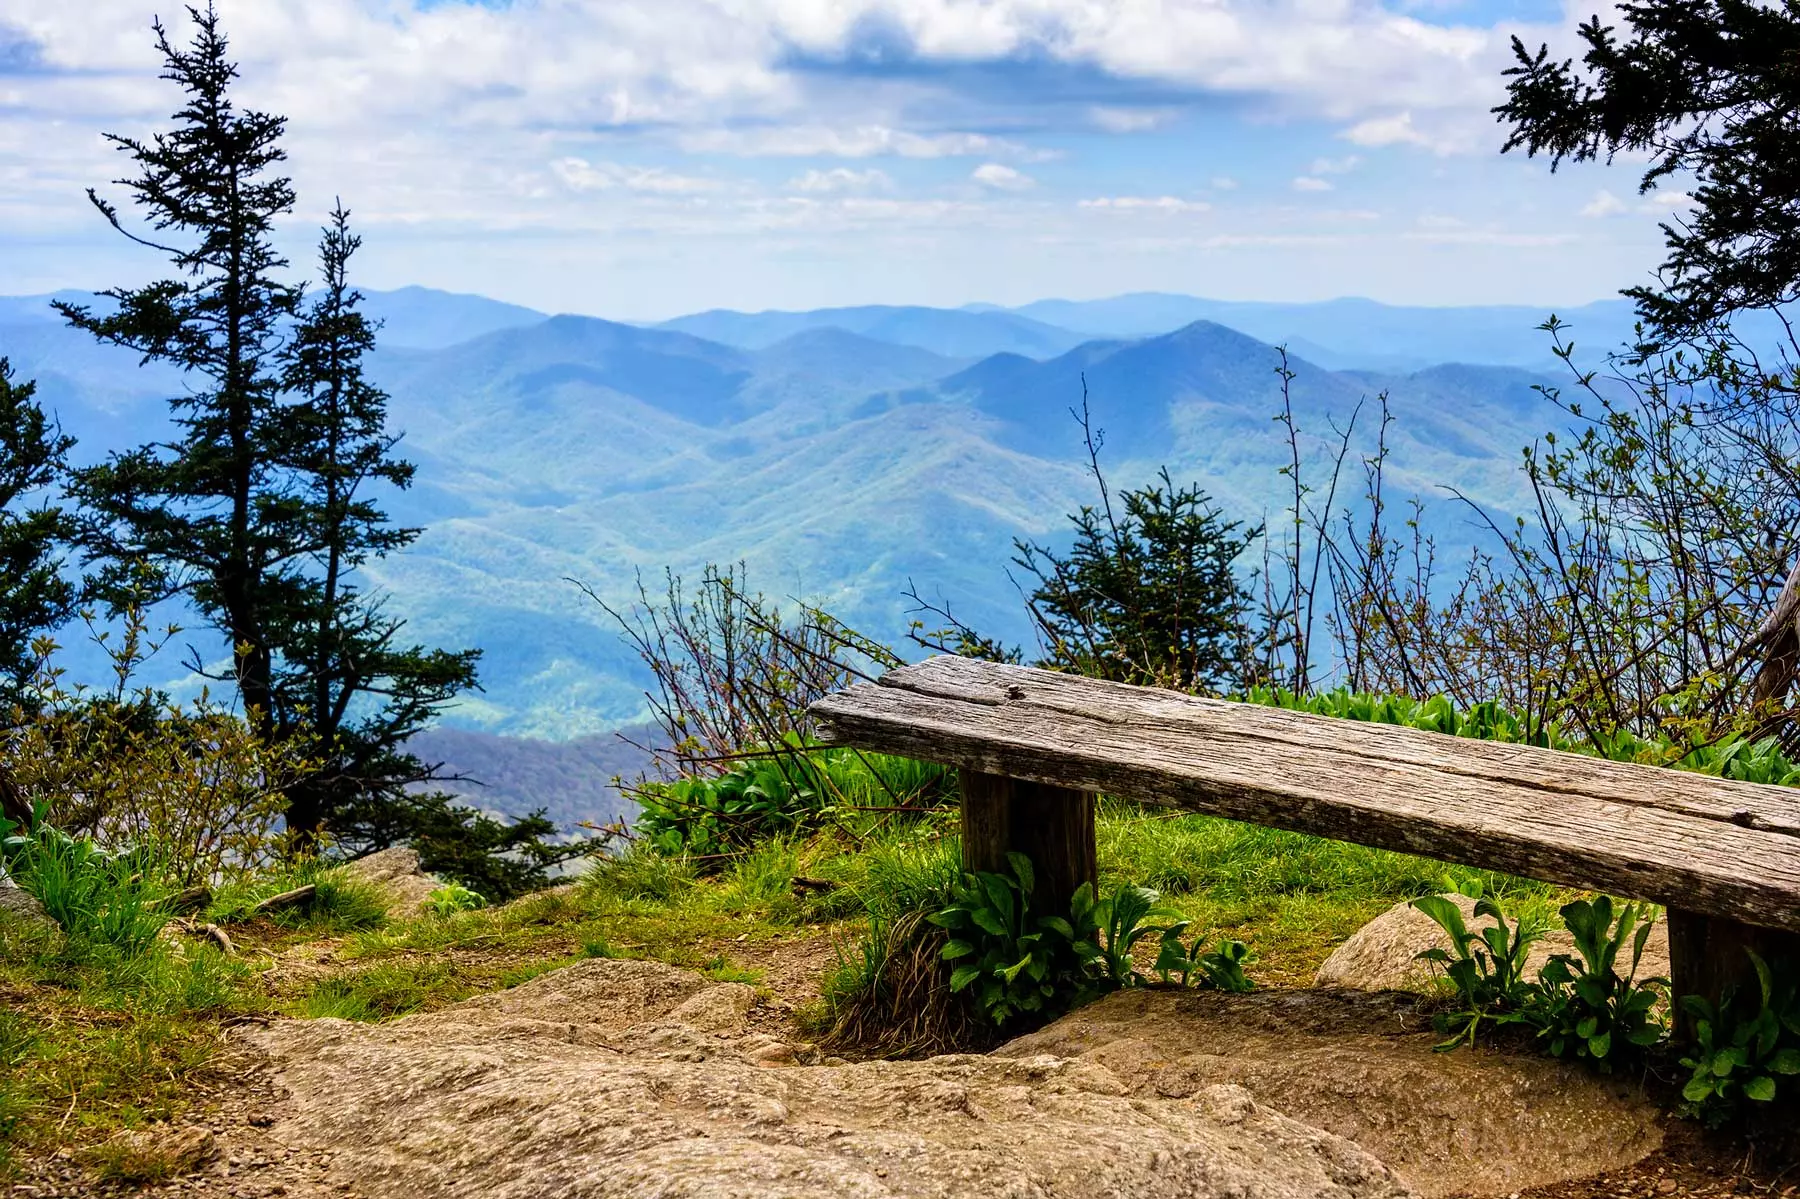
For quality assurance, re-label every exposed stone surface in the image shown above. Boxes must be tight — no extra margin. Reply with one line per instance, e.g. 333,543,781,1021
0,875,51,929
1001,986,1664,1199
1314,894,1672,994
108,1125,218,1176
253,958,1414,1199
340,846,440,917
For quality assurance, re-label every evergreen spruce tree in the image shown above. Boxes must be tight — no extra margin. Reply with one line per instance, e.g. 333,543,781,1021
0,359,78,710
271,204,480,847
55,4,302,735
55,7,572,890
1495,0,1800,339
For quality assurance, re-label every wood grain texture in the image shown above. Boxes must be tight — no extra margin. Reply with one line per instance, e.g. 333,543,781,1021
810,656,1800,934
960,770,1096,912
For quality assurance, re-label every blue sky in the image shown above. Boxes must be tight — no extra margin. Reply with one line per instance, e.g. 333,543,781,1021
0,0,1687,319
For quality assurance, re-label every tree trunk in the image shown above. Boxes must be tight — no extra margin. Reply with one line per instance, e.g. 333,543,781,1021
959,770,1097,915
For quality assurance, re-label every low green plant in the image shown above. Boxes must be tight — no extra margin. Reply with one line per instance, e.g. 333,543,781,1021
1411,882,1543,1050
1514,898,1666,1071
701,954,763,984
424,882,487,917
301,961,467,1021
1153,930,1257,992
1067,881,1182,989
1678,950,1800,1125
2,802,170,957
931,853,1078,1026
633,742,954,859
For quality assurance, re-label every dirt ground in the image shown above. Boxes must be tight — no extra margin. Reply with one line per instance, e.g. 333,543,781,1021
10,931,1798,1199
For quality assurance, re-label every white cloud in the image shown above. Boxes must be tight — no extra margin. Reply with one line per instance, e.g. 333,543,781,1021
681,126,1021,159
972,162,1034,191
786,167,893,194
552,158,719,195
1581,187,1697,218
1341,110,1472,155
1291,176,1334,192
1079,195,1209,213
1210,176,1240,191
1089,106,1171,133
1309,155,1361,176
1580,189,1628,218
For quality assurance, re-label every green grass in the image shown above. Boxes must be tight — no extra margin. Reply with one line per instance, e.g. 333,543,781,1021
1094,801,1565,985
207,858,390,935
300,960,471,1020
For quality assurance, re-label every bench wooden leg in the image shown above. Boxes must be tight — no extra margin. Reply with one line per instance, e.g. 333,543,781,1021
959,770,1097,916
1666,910,1800,1038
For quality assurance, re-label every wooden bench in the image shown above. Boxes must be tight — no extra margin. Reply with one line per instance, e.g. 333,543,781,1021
809,655,1800,1014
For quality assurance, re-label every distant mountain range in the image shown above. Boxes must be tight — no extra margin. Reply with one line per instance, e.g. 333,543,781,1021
0,283,1622,826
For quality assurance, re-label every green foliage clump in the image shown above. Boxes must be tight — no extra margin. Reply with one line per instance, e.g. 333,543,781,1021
1679,951,1800,1125
1515,898,1667,1071
932,853,1079,1026
634,743,954,859
2,803,170,958
1412,886,1675,1075
424,882,487,918
1410,886,1545,1051
931,855,1256,1029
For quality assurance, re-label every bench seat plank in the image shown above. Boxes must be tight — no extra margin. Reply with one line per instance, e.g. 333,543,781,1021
809,656,1800,934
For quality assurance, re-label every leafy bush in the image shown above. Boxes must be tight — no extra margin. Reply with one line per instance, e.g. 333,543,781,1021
1678,951,1800,1125
1515,898,1666,1072
932,853,1078,1026
634,743,954,859
932,866,1259,1029
1410,885,1544,1050
3,608,307,888
1152,929,1256,992
425,882,487,917
1067,881,1180,990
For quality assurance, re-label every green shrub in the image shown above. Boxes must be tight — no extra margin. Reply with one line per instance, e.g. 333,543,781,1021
932,853,1079,1027
1410,884,1544,1050
1152,930,1256,991
424,882,487,917
634,742,954,859
1067,881,1183,990
1514,898,1666,1071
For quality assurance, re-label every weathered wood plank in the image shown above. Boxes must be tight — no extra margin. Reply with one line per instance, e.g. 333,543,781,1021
884,656,1800,836
809,657,1800,934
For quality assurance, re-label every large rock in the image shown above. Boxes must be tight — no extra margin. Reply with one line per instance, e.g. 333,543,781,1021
1001,986,1664,1199
254,958,1413,1199
1314,894,1671,994
0,875,51,930
341,846,441,918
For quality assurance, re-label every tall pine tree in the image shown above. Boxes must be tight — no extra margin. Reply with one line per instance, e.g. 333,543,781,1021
271,204,480,843
0,359,78,710
56,4,302,736
55,6,564,887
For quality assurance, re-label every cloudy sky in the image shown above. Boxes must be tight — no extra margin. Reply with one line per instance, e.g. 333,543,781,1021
1,0,1684,319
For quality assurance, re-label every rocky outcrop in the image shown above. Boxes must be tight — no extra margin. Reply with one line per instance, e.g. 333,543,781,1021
1314,894,1671,994
341,846,440,918
253,958,1413,1199
1002,986,1664,1198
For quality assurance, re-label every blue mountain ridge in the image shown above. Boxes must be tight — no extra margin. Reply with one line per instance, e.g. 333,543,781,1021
1,285,1588,758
